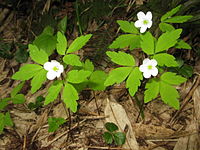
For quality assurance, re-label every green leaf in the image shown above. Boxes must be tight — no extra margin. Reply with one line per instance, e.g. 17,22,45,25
104,67,132,86
106,51,135,66
113,132,126,146
164,16,193,23
159,23,175,32
33,28,56,56
109,34,140,50
11,81,25,98
161,5,182,21
144,79,159,103
175,40,192,49
126,67,143,96
12,64,43,81
29,44,48,65
63,54,82,66
83,59,94,72
140,31,154,55
56,31,67,55
160,81,180,109
4,112,13,127
42,26,54,35
67,34,92,53
67,70,91,84
0,113,5,133
153,53,178,67
88,70,107,91
62,83,79,113
12,94,25,104
31,69,47,93
44,81,63,105
58,16,67,33
155,29,182,53
103,132,113,144
0,98,10,110
117,20,138,34
178,65,193,78
105,122,118,132
48,117,66,132
161,72,186,85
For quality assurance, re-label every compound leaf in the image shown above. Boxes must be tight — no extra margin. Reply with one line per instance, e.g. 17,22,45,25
12,94,25,104
117,20,138,34
63,54,82,66
56,31,67,55
140,31,154,55
164,16,193,23
113,132,126,146
58,16,67,33
83,59,94,72
4,112,13,127
153,53,178,67
48,117,66,132
159,23,175,32
161,5,182,21
103,132,113,144
126,67,143,96
175,40,192,49
67,70,91,84
106,51,135,66
161,72,186,85
144,79,159,103
11,81,25,98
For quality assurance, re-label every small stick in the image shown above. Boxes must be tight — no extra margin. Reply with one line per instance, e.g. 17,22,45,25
85,146,132,150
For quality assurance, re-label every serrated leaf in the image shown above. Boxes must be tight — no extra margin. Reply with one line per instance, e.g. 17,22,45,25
161,72,186,85
67,70,91,84
48,117,66,132
175,40,192,49
109,34,140,50
58,16,67,33
31,69,47,94
67,34,92,53
83,59,94,72
42,26,54,35
160,81,180,109
106,51,135,66
178,65,193,78
63,54,82,66
159,23,175,32
12,64,43,81
44,81,63,105
62,83,79,113
104,67,132,86
103,132,113,144
126,67,143,96
164,16,193,23
153,53,178,67
155,29,182,53
0,98,10,110
12,94,25,104
113,132,126,146
11,81,25,98
88,70,107,91
117,20,138,34
140,32,154,55
56,32,67,55
144,79,159,103
105,122,118,132
4,112,13,127
29,44,48,65
161,5,182,21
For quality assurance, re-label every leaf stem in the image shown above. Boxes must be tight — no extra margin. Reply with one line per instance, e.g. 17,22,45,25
75,1,83,35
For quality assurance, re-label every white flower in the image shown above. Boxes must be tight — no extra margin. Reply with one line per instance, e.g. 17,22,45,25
135,11,152,33
44,60,64,80
139,58,158,78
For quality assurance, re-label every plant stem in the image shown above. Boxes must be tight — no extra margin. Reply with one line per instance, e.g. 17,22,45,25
75,1,83,35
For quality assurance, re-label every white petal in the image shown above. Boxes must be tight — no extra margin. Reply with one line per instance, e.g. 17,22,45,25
47,71,57,80
150,59,157,66
150,67,158,76
58,64,64,73
146,11,152,20
139,65,147,72
143,58,150,64
134,20,142,28
51,60,60,66
143,71,151,78
55,72,61,78
44,62,52,71
140,26,148,33
147,20,152,28
137,11,145,20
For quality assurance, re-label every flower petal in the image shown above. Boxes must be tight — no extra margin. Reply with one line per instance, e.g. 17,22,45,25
58,64,64,73
51,60,60,66
143,58,150,64
147,20,152,28
44,62,52,71
150,59,157,66
139,65,147,72
146,11,152,20
140,26,148,33
135,20,142,28
149,67,158,76
137,11,145,20
143,71,151,78
47,71,57,80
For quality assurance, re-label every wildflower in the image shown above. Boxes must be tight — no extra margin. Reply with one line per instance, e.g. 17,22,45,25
44,60,64,80
135,11,152,33
139,58,158,78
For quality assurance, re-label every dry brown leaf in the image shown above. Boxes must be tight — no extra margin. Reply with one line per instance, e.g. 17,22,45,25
53,103,68,119
104,98,139,150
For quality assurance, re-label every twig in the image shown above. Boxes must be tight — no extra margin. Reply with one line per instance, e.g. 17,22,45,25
93,91,100,115
23,135,27,150
85,146,132,150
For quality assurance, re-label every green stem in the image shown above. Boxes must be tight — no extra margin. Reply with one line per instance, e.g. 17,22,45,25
75,1,83,35
134,95,145,119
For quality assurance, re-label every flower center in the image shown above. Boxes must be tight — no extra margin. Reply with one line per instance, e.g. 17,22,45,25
143,20,149,25
148,65,153,70
53,66,59,72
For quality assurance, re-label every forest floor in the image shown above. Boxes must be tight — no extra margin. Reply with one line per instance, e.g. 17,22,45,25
0,0,200,150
